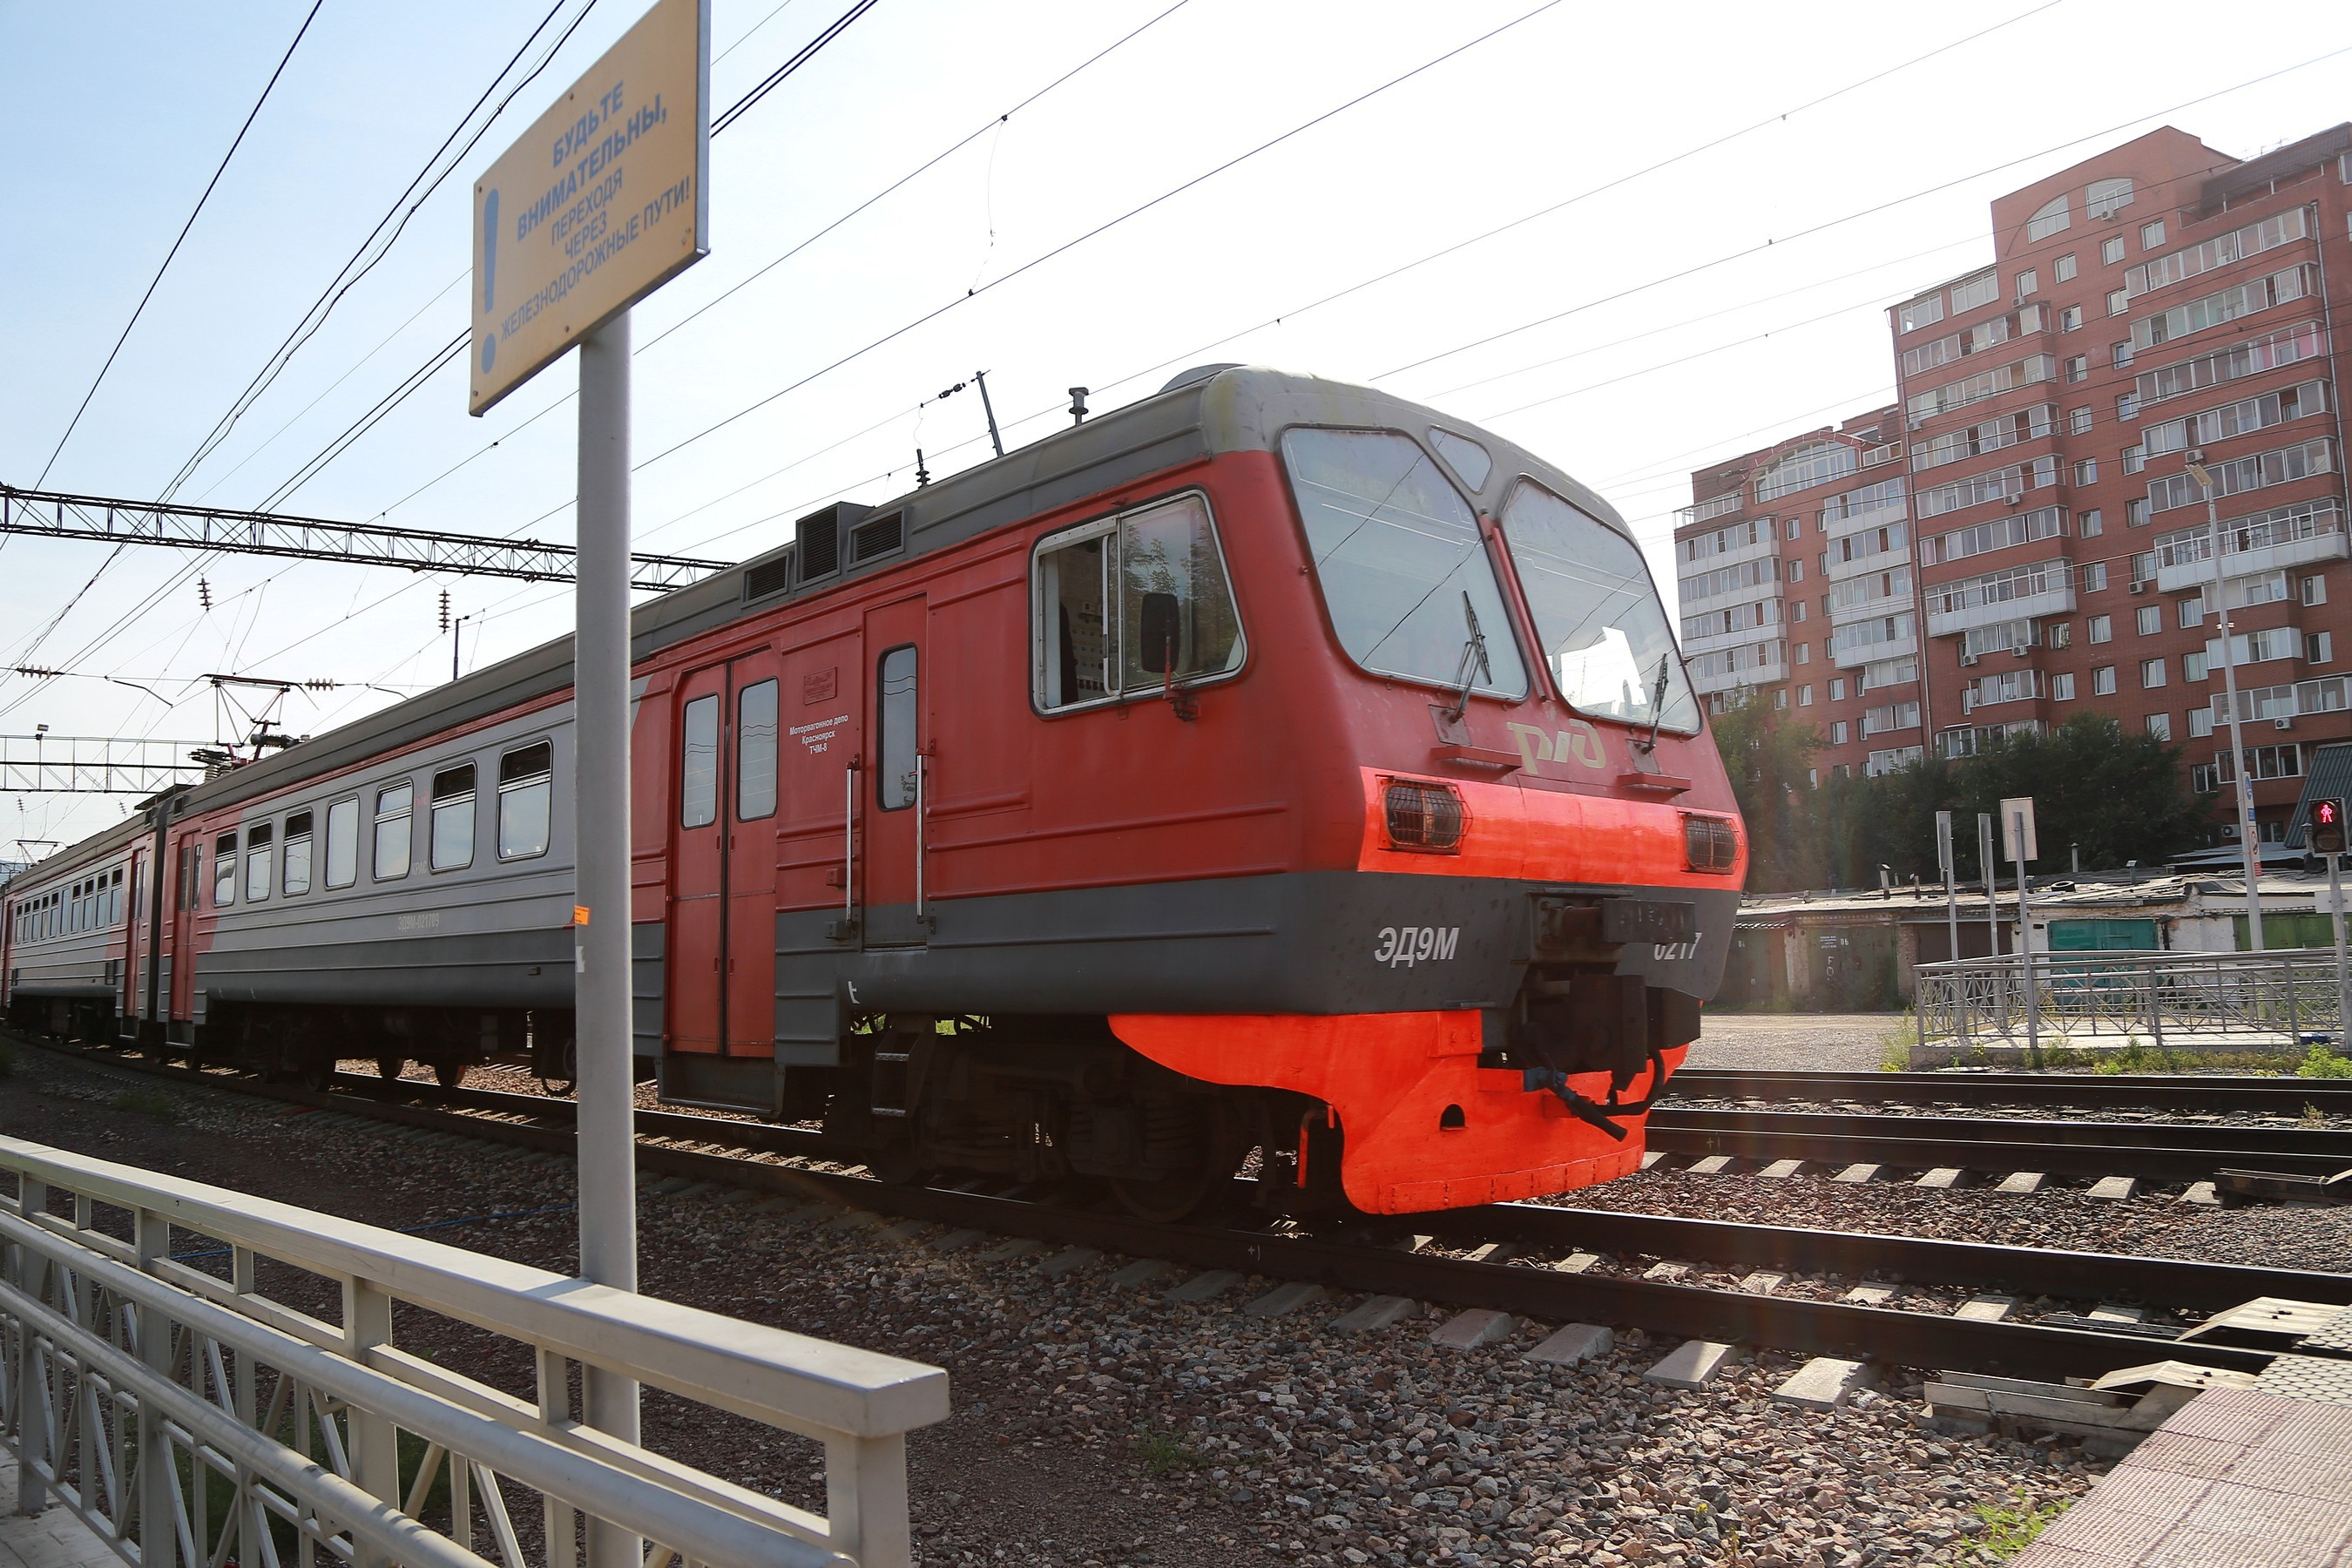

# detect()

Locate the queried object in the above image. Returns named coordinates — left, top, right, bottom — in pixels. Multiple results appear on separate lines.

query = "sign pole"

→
left=1978, top=813, right=2000, bottom=1031
left=1937, top=809, right=1964, bottom=1043
left=2331, top=852, right=2349, bottom=1051
left=2013, top=808, right=2040, bottom=1069
left=575, top=310, right=640, bottom=1530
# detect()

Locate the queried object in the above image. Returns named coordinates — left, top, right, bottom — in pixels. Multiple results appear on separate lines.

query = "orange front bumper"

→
left=1109, top=1010, right=1680, bottom=1213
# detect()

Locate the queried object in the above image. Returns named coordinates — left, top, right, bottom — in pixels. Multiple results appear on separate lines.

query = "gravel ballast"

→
left=2, top=1044, right=2158, bottom=1565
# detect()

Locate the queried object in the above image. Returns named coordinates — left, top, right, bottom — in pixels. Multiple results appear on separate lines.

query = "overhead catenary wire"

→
left=31, top=1, right=326, bottom=490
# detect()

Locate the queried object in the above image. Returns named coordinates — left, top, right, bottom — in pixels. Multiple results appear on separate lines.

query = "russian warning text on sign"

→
left=470, top=0, right=708, bottom=416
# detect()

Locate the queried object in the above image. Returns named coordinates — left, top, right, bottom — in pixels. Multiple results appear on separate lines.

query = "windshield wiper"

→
left=1635, top=652, right=1671, bottom=754
left=1445, top=591, right=1490, bottom=724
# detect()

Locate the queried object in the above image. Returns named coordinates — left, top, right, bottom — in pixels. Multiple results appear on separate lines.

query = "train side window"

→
left=876, top=646, right=918, bottom=809
left=430, top=764, right=477, bottom=871
left=736, top=680, right=778, bottom=821
left=374, top=785, right=413, bottom=880
left=497, top=742, right=553, bottom=860
left=283, top=811, right=314, bottom=896
left=1036, top=524, right=1112, bottom=708
left=324, top=798, right=359, bottom=889
left=680, top=694, right=720, bottom=828
left=1033, top=493, right=1245, bottom=711
left=110, top=867, right=124, bottom=924
left=245, top=823, right=274, bottom=902
left=214, top=834, right=238, bottom=907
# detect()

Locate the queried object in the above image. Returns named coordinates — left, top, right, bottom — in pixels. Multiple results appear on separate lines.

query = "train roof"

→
left=16, top=367, right=1625, bottom=879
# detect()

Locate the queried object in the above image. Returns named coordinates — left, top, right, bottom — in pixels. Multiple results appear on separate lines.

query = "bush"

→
left=2295, top=1043, right=2352, bottom=1078
left=110, top=1086, right=179, bottom=1122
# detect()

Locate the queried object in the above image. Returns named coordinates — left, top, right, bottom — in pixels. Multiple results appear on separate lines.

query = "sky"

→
left=5, top=0, right=2352, bottom=855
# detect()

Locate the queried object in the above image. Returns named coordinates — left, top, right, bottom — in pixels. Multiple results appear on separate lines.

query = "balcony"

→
left=1682, top=598, right=1784, bottom=657
left=1681, top=531, right=1779, bottom=573
left=1830, top=591, right=1912, bottom=628
left=1825, top=543, right=1912, bottom=584
left=2153, top=503, right=2347, bottom=592
left=1926, top=583, right=2076, bottom=638
left=1833, top=632, right=1916, bottom=671
left=1690, top=655, right=1786, bottom=697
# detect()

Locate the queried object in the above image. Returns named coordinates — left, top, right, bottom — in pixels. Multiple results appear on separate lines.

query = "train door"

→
left=861, top=597, right=929, bottom=949
left=121, top=854, right=143, bottom=1024
left=170, top=837, right=199, bottom=1021
left=668, top=666, right=729, bottom=1056
left=724, top=651, right=782, bottom=1054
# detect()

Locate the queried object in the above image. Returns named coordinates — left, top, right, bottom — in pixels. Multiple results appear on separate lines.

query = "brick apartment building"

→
left=1675, top=123, right=2352, bottom=848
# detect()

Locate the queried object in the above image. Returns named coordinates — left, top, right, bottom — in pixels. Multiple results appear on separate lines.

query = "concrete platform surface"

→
left=3, top=1453, right=121, bottom=1568
left=2013, top=1386, right=2352, bottom=1565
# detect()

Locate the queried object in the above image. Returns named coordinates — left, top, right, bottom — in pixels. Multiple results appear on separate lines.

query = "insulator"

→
left=198, top=578, right=212, bottom=612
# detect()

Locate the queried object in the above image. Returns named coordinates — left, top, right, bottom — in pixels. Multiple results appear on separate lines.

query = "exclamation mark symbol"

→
left=479, top=188, right=501, bottom=373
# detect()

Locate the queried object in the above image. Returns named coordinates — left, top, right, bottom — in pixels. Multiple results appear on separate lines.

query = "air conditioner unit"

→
left=2129, top=579, right=2148, bottom=593
left=1961, top=651, right=1980, bottom=666
left=2275, top=716, right=2295, bottom=731
left=2011, top=645, right=2031, bottom=657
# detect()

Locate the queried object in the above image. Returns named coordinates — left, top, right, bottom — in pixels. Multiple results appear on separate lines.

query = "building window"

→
left=2141, top=657, right=2166, bottom=688
left=2075, top=458, right=2099, bottom=485
left=2190, top=707, right=2213, bottom=738
left=430, top=764, right=476, bottom=872
left=1785, top=517, right=1803, bottom=541
left=2056, top=253, right=2078, bottom=283
left=2140, top=220, right=2166, bottom=251
left=2087, top=177, right=2134, bottom=220
left=2080, top=508, right=2104, bottom=537
left=2089, top=613, right=2112, bottom=643
left=2103, top=236, right=2126, bottom=265
left=2126, top=498, right=2148, bottom=528
left=2305, top=574, right=2328, bottom=606
left=2135, top=605, right=2161, bottom=636
left=2060, top=305, right=2083, bottom=333
left=2094, top=665, right=2118, bottom=696
left=2053, top=672, right=2077, bottom=700
left=2112, top=340, right=2134, bottom=369
left=1800, top=685, right=1815, bottom=706
left=2107, top=288, right=2129, bottom=316
left=2049, top=621, right=2073, bottom=650
left=497, top=741, right=555, bottom=860
left=2016, top=269, right=2038, bottom=298
left=2027, top=196, right=2072, bottom=242
left=1793, top=602, right=1808, bottom=623
left=1831, top=720, right=1848, bottom=745
left=2069, top=407, right=2093, bottom=435
left=2186, top=650, right=2208, bottom=680
left=2066, top=355, right=2088, bottom=383
left=1774, top=689, right=1788, bottom=710
left=1899, top=294, right=1945, bottom=333
left=2147, top=712, right=2172, bottom=740
left=1951, top=270, right=1999, bottom=313
left=2123, top=446, right=2145, bottom=475
left=1788, top=559, right=1805, bottom=582
left=2310, top=632, right=2335, bottom=665
left=2179, top=598, right=2204, bottom=628
left=1829, top=678, right=1846, bottom=700
left=373, top=784, right=411, bottom=880
left=1795, top=642, right=1810, bottom=665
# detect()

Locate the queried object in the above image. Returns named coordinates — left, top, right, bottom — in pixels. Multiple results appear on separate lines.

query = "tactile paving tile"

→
left=2139, top=1524, right=2340, bottom=1568
left=2227, top=1445, right=2352, bottom=1505
left=2085, top=1465, right=2213, bottom=1519
left=2158, top=1386, right=2295, bottom=1444
left=2182, top=1485, right=2352, bottom=1553
left=2254, top=1355, right=2352, bottom=1412
left=2295, top=1302, right=2352, bottom=1355
left=2030, top=1500, right=2177, bottom=1558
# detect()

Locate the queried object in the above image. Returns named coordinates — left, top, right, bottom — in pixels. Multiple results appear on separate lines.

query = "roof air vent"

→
left=742, top=554, right=794, bottom=601
left=849, top=510, right=904, bottom=564
left=794, top=502, right=868, bottom=584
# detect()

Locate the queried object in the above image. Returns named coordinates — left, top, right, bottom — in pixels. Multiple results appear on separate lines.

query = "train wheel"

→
left=375, top=1055, right=405, bottom=1081
left=1112, top=1163, right=1216, bottom=1225
left=435, top=1061, right=467, bottom=1089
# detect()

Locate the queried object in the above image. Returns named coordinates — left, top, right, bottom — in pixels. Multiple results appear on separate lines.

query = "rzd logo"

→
left=1504, top=720, right=1608, bottom=777
left=1375, top=926, right=1459, bottom=967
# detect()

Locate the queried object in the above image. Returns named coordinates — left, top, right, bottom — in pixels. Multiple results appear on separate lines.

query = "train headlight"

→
left=1384, top=781, right=1464, bottom=853
left=1683, top=814, right=1739, bottom=873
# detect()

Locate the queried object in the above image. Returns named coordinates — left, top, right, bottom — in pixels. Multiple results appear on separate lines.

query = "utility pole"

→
left=973, top=368, right=1005, bottom=458
left=2189, top=451, right=2265, bottom=952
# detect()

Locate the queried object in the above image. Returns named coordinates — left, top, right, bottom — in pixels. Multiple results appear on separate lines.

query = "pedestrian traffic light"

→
left=2312, top=798, right=2349, bottom=855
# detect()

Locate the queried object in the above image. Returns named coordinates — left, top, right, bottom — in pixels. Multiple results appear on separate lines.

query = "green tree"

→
left=1946, top=713, right=2211, bottom=872
left=1708, top=688, right=1826, bottom=892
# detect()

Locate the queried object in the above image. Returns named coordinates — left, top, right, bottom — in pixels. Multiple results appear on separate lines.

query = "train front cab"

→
left=1102, top=413, right=1748, bottom=1214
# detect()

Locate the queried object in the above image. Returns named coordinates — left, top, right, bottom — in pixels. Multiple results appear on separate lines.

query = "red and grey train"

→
left=1, top=366, right=1746, bottom=1218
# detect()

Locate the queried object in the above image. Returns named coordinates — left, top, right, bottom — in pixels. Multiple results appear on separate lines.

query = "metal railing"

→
left=1916, top=947, right=2347, bottom=1048
left=0, top=1136, right=948, bottom=1568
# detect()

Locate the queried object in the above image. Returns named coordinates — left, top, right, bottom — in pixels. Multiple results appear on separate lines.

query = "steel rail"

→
left=1672, top=1067, right=2352, bottom=1114
left=26, top=1036, right=2352, bottom=1385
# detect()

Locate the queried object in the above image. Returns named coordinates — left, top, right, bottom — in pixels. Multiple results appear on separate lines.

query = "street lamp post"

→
left=2188, top=450, right=2265, bottom=953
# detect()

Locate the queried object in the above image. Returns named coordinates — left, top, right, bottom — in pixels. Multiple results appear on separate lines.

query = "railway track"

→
left=1672, top=1065, right=2352, bottom=1114
left=22, top=1031, right=2352, bottom=1388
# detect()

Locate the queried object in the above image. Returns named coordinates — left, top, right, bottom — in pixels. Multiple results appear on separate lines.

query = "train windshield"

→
left=1280, top=428, right=1528, bottom=699
left=1498, top=481, right=1700, bottom=734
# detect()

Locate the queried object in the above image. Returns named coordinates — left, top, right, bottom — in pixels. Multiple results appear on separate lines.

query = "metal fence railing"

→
left=1915, top=946, right=2347, bottom=1049
left=0, top=1135, right=948, bottom=1568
